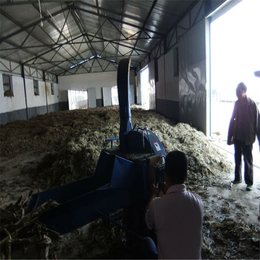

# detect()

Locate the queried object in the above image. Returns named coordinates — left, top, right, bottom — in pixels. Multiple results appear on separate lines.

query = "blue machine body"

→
left=125, top=127, right=166, bottom=156
left=28, top=58, right=166, bottom=234
left=29, top=150, right=149, bottom=234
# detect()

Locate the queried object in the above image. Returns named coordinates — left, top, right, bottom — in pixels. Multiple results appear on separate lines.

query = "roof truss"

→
left=0, top=0, right=199, bottom=76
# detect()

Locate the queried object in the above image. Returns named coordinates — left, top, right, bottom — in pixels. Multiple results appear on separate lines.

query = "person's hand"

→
left=160, top=182, right=169, bottom=194
left=151, top=183, right=159, bottom=197
left=150, top=182, right=169, bottom=197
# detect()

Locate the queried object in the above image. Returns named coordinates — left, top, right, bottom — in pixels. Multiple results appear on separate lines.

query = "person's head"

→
left=164, top=151, right=188, bottom=185
left=236, top=82, right=247, bottom=100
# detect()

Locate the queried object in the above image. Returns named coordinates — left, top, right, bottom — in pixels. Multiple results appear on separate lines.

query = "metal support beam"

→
left=75, top=5, right=164, bottom=37
left=0, top=6, right=70, bottom=43
left=21, top=64, right=29, bottom=120
left=129, top=0, right=158, bottom=57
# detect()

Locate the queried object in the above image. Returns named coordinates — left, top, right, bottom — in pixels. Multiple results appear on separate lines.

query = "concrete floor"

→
left=212, top=138, right=260, bottom=174
left=211, top=139, right=260, bottom=220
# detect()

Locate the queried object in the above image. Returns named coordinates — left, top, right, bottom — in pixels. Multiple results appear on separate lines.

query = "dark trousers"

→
left=234, top=140, right=253, bottom=185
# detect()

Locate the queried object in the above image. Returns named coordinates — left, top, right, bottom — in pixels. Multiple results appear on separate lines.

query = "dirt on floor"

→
left=0, top=105, right=259, bottom=259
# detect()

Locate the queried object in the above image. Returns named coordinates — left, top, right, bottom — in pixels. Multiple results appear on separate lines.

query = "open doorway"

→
left=210, top=0, right=260, bottom=139
left=209, top=0, right=260, bottom=166
left=68, top=90, right=88, bottom=110
left=111, top=86, right=119, bottom=105
left=141, top=66, right=155, bottom=110
left=141, top=66, right=149, bottom=110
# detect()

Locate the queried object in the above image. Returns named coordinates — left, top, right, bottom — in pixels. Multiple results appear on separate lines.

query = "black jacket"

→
left=227, top=97, right=260, bottom=146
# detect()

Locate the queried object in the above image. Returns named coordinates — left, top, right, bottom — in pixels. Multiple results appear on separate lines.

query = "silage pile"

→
left=8, top=105, right=232, bottom=190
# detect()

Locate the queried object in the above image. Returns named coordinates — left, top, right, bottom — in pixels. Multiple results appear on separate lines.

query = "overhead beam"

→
left=0, top=37, right=158, bottom=52
left=70, top=5, right=97, bottom=57
left=0, top=6, right=75, bottom=68
left=0, top=6, right=70, bottom=43
left=2, top=39, right=66, bottom=72
left=75, top=6, right=164, bottom=37
left=31, top=3, right=85, bottom=63
left=129, top=0, right=158, bottom=57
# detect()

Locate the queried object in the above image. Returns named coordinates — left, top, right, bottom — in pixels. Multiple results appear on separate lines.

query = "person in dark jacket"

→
left=227, top=82, right=260, bottom=191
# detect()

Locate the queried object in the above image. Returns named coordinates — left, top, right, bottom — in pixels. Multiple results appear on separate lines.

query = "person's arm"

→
left=145, top=197, right=156, bottom=230
left=145, top=182, right=165, bottom=230
left=145, top=183, right=159, bottom=214
left=227, top=103, right=237, bottom=145
left=256, top=108, right=260, bottom=151
left=193, top=193, right=204, bottom=218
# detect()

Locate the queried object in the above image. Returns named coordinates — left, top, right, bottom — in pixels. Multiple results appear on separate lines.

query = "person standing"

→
left=227, top=82, right=260, bottom=191
left=145, top=151, right=204, bottom=259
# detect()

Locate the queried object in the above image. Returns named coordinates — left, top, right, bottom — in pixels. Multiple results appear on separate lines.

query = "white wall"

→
left=46, top=82, right=59, bottom=106
left=88, top=87, right=97, bottom=108
left=0, top=74, right=26, bottom=113
left=22, top=79, right=59, bottom=109
left=103, top=86, right=112, bottom=106
left=58, top=71, right=117, bottom=99
left=58, top=70, right=136, bottom=103
left=130, top=85, right=135, bottom=104
left=25, top=79, right=46, bottom=108
left=1, top=68, right=59, bottom=124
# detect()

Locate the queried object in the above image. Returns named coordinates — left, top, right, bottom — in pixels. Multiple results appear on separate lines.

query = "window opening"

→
left=33, top=79, right=39, bottom=96
left=141, top=66, right=155, bottom=110
left=68, top=90, right=88, bottom=110
left=51, top=83, right=54, bottom=95
left=155, top=59, right=159, bottom=82
left=3, top=74, right=13, bottom=97
left=111, top=86, right=119, bottom=105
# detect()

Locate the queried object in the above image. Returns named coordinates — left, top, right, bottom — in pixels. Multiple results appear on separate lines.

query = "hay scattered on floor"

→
left=0, top=193, right=60, bottom=259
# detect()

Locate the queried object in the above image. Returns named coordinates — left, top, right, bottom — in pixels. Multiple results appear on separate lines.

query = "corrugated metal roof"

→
left=0, top=0, right=199, bottom=76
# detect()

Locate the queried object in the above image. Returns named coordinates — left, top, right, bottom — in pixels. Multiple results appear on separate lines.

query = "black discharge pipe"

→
left=117, top=58, right=133, bottom=149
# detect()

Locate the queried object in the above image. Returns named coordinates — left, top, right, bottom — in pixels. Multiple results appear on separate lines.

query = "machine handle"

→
left=106, top=137, right=119, bottom=148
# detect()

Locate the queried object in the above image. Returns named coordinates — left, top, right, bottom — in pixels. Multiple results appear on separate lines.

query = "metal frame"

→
left=0, top=0, right=224, bottom=76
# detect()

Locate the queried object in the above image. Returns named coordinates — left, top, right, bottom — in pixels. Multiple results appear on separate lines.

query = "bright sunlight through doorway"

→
left=141, top=66, right=156, bottom=110
left=210, top=0, right=260, bottom=140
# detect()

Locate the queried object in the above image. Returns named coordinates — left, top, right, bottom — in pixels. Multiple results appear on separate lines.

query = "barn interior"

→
left=0, top=0, right=259, bottom=259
